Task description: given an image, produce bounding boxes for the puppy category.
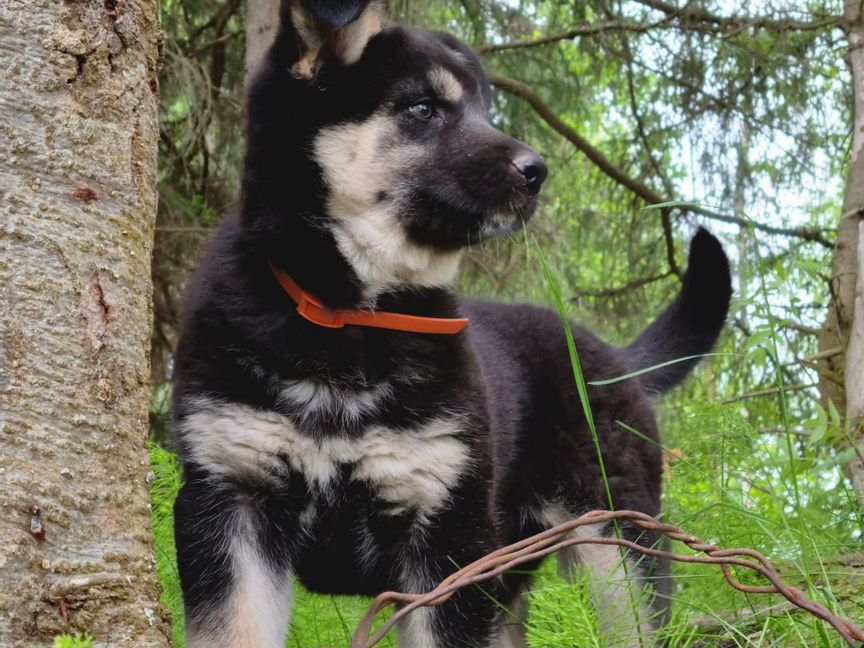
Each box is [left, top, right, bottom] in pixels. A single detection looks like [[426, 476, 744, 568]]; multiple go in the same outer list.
[[171, 2, 732, 646]]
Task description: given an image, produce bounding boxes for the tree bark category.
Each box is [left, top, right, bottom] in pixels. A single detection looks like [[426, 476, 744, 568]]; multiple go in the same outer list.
[[245, 0, 281, 82], [819, 0, 864, 501], [845, 222, 864, 500], [0, 1, 170, 645]]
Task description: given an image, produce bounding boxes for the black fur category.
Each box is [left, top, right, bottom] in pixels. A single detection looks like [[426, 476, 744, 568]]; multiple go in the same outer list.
[[172, 5, 732, 647]]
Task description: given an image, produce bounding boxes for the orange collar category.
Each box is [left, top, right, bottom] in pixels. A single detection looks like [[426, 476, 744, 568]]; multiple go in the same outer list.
[[268, 261, 469, 335]]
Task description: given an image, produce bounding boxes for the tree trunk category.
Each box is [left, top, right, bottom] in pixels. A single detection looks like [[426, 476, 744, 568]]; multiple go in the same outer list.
[[845, 222, 864, 500], [245, 0, 281, 82], [820, 0, 864, 501], [0, 1, 170, 645]]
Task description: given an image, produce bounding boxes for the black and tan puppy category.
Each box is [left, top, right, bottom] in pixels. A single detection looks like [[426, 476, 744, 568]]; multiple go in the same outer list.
[[172, 2, 732, 646]]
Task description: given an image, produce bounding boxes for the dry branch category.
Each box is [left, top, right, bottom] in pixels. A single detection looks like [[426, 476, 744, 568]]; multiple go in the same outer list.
[[351, 510, 864, 648], [572, 271, 673, 300], [722, 383, 815, 404]]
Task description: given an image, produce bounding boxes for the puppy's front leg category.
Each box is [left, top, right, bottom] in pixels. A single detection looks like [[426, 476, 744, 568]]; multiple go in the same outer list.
[[396, 510, 502, 648], [175, 477, 294, 648]]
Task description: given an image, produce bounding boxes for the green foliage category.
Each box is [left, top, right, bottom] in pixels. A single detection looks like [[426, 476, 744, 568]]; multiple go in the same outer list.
[[525, 560, 604, 647], [53, 633, 94, 648]]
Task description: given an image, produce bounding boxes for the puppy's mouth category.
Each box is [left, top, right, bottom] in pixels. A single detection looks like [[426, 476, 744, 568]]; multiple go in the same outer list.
[[401, 190, 538, 250]]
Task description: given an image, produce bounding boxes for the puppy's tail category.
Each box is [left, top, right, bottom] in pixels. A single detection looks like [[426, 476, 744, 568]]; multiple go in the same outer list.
[[625, 228, 732, 395]]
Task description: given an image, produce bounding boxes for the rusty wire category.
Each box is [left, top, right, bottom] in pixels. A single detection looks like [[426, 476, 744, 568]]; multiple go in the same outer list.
[[351, 509, 864, 648]]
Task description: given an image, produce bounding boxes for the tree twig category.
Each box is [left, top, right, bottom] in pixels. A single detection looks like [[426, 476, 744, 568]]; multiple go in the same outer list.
[[690, 601, 800, 634], [757, 426, 811, 436], [788, 345, 845, 365], [686, 207, 834, 248], [723, 383, 815, 404], [774, 319, 822, 336], [192, 30, 243, 56], [572, 271, 674, 300]]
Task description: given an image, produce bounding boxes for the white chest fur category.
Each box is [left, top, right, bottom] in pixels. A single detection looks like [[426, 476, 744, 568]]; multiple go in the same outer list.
[[180, 398, 471, 515]]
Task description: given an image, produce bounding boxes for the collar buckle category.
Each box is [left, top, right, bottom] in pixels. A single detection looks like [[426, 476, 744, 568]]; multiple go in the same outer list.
[[295, 293, 346, 329]]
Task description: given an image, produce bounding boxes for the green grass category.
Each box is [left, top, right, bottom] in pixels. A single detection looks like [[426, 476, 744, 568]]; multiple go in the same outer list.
[[148, 405, 864, 648], [149, 418, 864, 647], [525, 560, 604, 647], [150, 444, 185, 647]]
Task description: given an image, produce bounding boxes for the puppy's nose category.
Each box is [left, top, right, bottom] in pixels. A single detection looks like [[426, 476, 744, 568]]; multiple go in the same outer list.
[[513, 152, 548, 195]]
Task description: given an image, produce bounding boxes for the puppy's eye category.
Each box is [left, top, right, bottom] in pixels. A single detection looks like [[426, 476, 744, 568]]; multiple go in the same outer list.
[[407, 101, 435, 120]]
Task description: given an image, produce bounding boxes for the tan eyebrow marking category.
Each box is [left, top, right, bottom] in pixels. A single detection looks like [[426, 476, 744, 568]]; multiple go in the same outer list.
[[428, 66, 464, 103]]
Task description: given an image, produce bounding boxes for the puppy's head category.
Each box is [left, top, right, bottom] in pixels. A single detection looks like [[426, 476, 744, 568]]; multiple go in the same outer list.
[[251, 1, 548, 295]]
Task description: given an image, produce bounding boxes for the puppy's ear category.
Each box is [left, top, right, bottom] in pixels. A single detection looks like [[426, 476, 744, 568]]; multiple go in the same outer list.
[[287, 0, 384, 79]]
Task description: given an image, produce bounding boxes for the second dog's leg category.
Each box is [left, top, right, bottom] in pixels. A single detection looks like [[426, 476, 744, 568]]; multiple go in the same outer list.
[[175, 477, 294, 648]]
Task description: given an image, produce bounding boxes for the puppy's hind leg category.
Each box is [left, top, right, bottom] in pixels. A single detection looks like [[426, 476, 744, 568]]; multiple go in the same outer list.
[[543, 506, 661, 648], [499, 586, 530, 648], [175, 477, 294, 648]]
